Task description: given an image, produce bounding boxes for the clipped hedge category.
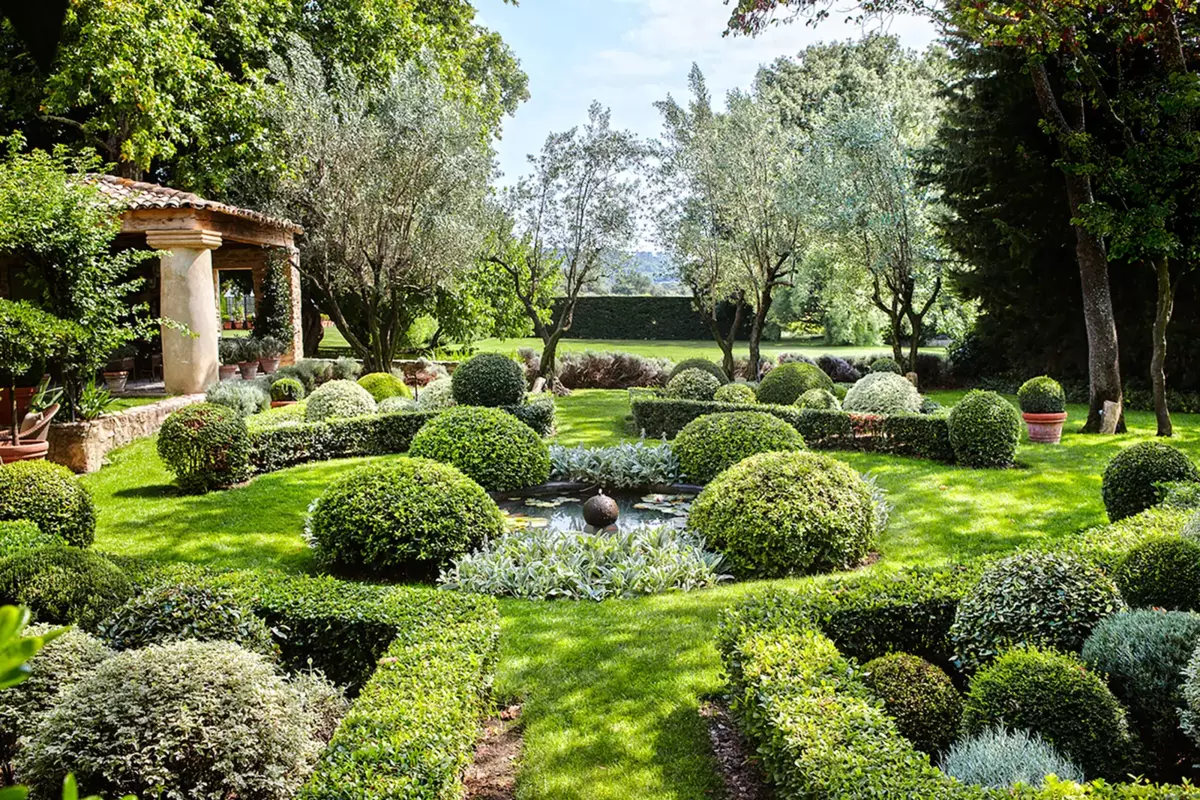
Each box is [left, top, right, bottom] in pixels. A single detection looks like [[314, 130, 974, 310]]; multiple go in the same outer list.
[[0, 546, 133, 629], [409, 406, 551, 492], [0, 520, 63, 558], [714, 382, 756, 403], [1018, 376, 1066, 414], [756, 362, 834, 405], [157, 402, 251, 493], [673, 411, 805, 484], [248, 410, 438, 473], [948, 390, 1022, 468], [0, 460, 96, 547]]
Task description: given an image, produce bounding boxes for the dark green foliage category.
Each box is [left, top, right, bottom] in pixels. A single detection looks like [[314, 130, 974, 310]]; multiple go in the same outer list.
[[861, 652, 962, 754], [157, 402, 251, 493], [630, 395, 809, 438], [870, 357, 903, 374], [947, 390, 1022, 468], [665, 368, 721, 400], [270, 377, 305, 402], [714, 382, 757, 403], [673, 411, 805, 484], [1018, 376, 1067, 414], [756, 362, 834, 405], [96, 583, 277, 657], [502, 393, 556, 436], [304, 379, 376, 422], [1103, 441, 1200, 522], [689, 451, 877, 578], [0, 459, 96, 546], [452, 352, 527, 407], [409, 406, 551, 491], [0, 519, 63, 557], [1114, 536, 1200, 610], [1082, 610, 1200, 764], [0, 546, 133, 628], [792, 408, 856, 448], [357, 371, 411, 401], [248, 410, 438, 473], [961, 647, 1138, 782], [549, 296, 751, 340], [669, 358, 730, 385], [951, 551, 1125, 671], [883, 414, 956, 462], [307, 459, 506, 578], [253, 253, 295, 344]]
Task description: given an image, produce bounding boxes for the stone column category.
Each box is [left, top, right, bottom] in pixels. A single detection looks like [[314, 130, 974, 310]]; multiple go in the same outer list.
[[285, 246, 303, 365], [146, 230, 223, 394]]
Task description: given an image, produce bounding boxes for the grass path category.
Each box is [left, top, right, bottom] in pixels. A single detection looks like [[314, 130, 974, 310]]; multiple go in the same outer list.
[[80, 389, 1200, 800]]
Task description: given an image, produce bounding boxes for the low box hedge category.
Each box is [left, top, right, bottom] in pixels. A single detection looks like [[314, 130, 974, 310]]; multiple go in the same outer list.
[[249, 410, 439, 473]]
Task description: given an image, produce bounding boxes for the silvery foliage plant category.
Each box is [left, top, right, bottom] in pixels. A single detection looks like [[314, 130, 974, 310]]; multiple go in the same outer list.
[[549, 440, 680, 489]]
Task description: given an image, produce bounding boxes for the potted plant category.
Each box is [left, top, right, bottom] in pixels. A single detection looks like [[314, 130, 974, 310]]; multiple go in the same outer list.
[[269, 377, 305, 407], [236, 338, 262, 380], [1018, 376, 1068, 444], [256, 336, 285, 374], [218, 339, 241, 381], [102, 343, 136, 392], [0, 300, 64, 463]]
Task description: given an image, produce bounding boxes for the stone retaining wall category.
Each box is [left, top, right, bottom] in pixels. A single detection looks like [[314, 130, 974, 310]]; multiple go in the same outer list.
[[47, 394, 205, 473]]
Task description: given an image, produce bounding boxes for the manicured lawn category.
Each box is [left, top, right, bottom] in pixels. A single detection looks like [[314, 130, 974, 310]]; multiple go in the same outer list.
[[79, 387, 1200, 800]]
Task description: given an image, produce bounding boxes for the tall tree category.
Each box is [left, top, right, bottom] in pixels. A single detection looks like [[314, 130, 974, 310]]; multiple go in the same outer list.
[[486, 103, 645, 384]]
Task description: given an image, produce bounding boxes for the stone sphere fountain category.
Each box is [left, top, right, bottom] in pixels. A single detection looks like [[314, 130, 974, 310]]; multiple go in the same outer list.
[[582, 491, 620, 529]]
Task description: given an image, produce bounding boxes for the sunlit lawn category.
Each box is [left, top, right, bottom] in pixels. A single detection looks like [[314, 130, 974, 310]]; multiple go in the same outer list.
[[80, 387, 1200, 800]]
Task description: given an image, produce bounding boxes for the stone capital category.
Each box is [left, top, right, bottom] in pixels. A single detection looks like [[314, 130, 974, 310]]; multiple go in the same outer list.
[[144, 229, 222, 251]]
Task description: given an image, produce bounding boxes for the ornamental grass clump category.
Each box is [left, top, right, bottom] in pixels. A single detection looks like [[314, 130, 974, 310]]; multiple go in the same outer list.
[[672, 411, 805, 484], [0, 459, 95, 546], [842, 372, 921, 415], [947, 389, 1022, 468], [665, 368, 721, 401], [755, 362, 834, 405], [157, 402, 251, 493], [409, 406, 551, 491], [451, 352, 527, 407], [1103, 441, 1200, 522], [942, 726, 1085, 789]]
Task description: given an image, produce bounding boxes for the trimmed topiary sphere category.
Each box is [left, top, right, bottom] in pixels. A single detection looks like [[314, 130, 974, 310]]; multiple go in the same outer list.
[[269, 377, 305, 402], [97, 583, 277, 657], [842, 372, 922, 415], [452, 352, 527, 407], [0, 459, 95, 547], [18, 640, 325, 800], [0, 624, 113, 763], [951, 551, 1125, 671], [409, 406, 550, 492], [666, 368, 721, 401], [673, 412, 805, 484], [1083, 610, 1200, 760], [687, 450, 878, 578], [0, 546, 133, 629], [158, 402, 251, 493], [942, 726, 1085, 789], [961, 647, 1138, 781], [0, 520, 63, 558], [1018, 376, 1066, 414], [1113, 536, 1200, 611], [947, 390, 1022, 468], [870, 357, 903, 374], [417, 376, 457, 409], [1103, 441, 1200, 522], [304, 379, 377, 422], [797, 388, 841, 410], [861, 652, 962, 754], [714, 382, 756, 404], [669, 358, 729, 385], [755, 362, 834, 406], [357, 372, 411, 402], [307, 458, 505, 577]]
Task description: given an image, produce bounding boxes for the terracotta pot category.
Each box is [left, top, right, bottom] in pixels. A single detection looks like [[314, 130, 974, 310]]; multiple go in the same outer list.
[[0, 439, 50, 464], [270, 400, 297, 408], [259, 357, 280, 374], [103, 371, 128, 393], [219, 365, 239, 382], [223, 320, 233, 330], [1024, 411, 1068, 444], [238, 362, 259, 380], [0, 387, 36, 428]]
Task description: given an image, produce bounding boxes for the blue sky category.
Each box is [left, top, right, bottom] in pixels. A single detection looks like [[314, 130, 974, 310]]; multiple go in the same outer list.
[[477, 0, 938, 184]]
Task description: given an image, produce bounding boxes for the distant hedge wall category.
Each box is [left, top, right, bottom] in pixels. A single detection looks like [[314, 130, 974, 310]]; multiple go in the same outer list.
[[551, 297, 758, 341]]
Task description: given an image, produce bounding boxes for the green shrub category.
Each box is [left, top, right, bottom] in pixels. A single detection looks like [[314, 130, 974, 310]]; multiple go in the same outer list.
[[307, 458, 505, 577], [629, 395, 808, 439], [0, 519, 63, 557], [669, 358, 729, 385], [756, 362, 834, 405], [377, 395, 418, 413], [0, 624, 112, 763], [357, 371, 411, 402], [329, 356, 360, 381], [665, 367, 721, 400], [951, 551, 1125, 671], [0, 459, 96, 546], [451, 352, 526, 407], [1018, 376, 1066, 414], [688, 451, 879, 578], [843, 372, 922, 415], [714, 382, 756, 403], [157, 402, 251, 493], [1113, 535, 1200, 610], [861, 652, 962, 754], [797, 388, 841, 410], [0, 546, 133, 628], [870, 357, 903, 374], [1103, 441, 1200, 522], [205, 380, 269, 416], [270, 377, 305, 402], [960, 647, 1138, 781], [96, 583, 277, 657], [942, 726, 1085, 789], [1083, 610, 1200, 761], [947, 390, 1022, 468], [304, 379, 376, 422], [248, 410, 436, 473], [549, 441, 680, 489], [673, 411, 805, 484], [503, 393, 556, 436], [884, 413, 956, 462], [1177, 643, 1200, 749], [409, 406, 551, 491], [417, 376, 457, 409], [19, 640, 325, 800]]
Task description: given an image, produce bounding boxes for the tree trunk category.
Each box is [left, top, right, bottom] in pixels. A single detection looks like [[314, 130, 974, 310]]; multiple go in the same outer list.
[[301, 296, 324, 357], [8, 377, 18, 443], [907, 316, 922, 377], [1152, 256, 1174, 437], [748, 296, 772, 381], [889, 314, 904, 365], [539, 331, 563, 384]]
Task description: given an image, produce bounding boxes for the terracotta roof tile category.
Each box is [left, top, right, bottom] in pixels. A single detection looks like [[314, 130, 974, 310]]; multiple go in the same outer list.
[[91, 174, 302, 234]]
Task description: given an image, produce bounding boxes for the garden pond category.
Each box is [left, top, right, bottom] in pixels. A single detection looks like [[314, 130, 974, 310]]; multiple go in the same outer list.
[[497, 489, 694, 532]]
